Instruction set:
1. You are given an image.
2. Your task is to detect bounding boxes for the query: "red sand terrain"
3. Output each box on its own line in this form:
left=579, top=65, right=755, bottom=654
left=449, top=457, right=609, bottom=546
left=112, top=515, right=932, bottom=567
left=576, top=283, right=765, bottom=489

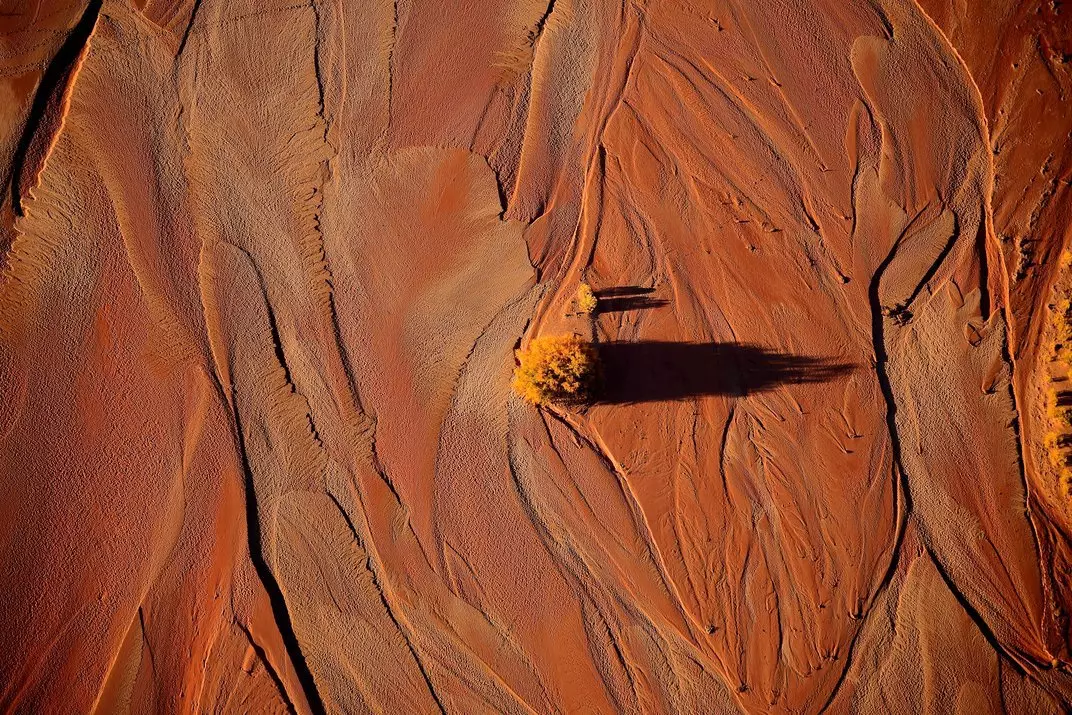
left=2, top=0, right=1072, bottom=712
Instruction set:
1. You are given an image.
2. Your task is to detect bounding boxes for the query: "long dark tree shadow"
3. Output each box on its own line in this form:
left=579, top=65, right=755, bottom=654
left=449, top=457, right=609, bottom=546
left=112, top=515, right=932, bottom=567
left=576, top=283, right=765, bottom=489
left=596, top=341, right=854, bottom=403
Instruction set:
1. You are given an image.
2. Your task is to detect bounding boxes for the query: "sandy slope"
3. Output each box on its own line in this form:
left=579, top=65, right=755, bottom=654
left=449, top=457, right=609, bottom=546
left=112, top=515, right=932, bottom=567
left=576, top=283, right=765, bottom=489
left=1, top=0, right=1070, bottom=712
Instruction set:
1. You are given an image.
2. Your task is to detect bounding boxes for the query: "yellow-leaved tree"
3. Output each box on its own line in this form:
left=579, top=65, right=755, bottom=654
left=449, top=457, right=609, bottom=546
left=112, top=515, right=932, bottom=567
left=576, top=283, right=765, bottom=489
left=576, top=283, right=598, bottom=314
left=512, top=334, right=599, bottom=405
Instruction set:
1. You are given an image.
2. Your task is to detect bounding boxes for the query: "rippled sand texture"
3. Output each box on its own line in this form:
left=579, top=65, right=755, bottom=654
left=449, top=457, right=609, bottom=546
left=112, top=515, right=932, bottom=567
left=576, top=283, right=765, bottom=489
left=2, top=0, right=1071, bottom=712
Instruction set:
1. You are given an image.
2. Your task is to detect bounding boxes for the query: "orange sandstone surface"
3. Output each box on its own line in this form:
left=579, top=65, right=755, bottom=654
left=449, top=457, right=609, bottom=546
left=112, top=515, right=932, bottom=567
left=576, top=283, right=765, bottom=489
left=2, top=0, right=1072, bottom=712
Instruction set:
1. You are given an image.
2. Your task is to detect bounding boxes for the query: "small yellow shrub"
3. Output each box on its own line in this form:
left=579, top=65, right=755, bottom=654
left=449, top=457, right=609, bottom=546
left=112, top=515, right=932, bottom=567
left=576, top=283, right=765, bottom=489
left=512, top=334, right=599, bottom=405
left=576, top=282, right=598, bottom=314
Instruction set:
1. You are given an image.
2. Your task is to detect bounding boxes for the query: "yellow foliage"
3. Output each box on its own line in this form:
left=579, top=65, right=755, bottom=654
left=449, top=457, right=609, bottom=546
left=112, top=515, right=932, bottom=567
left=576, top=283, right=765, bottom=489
left=1048, top=259, right=1072, bottom=502
left=512, top=334, right=599, bottom=405
left=1046, top=389, right=1069, bottom=420
left=1061, top=468, right=1072, bottom=499
left=1045, top=431, right=1061, bottom=460
left=1055, top=300, right=1072, bottom=344
left=1055, top=347, right=1072, bottom=369
left=576, top=282, right=598, bottom=314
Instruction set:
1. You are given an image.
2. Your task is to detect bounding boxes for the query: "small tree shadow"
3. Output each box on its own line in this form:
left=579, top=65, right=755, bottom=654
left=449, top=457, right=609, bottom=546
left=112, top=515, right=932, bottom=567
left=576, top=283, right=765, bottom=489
left=593, top=286, right=668, bottom=314
left=599, top=296, right=670, bottom=313
left=596, top=341, right=853, bottom=403
left=594, top=286, right=656, bottom=298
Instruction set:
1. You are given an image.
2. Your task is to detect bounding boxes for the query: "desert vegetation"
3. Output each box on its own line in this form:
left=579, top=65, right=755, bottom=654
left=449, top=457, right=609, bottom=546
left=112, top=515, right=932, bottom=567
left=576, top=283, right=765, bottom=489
left=576, top=282, right=598, bottom=314
left=1045, top=296, right=1072, bottom=500
left=512, top=334, right=599, bottom=405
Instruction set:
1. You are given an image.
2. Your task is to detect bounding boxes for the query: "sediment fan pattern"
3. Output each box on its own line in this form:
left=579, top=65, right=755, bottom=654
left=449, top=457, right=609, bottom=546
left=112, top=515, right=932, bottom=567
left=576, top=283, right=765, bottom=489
left=1, top=0, right=1071, bottom=712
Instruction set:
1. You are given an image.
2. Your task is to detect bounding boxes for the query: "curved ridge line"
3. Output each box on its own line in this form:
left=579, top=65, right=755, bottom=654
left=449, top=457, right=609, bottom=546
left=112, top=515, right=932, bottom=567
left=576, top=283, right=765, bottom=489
left=911, top=0, right=1057, bottom=667
left=8, top=0, right=102, bottom=218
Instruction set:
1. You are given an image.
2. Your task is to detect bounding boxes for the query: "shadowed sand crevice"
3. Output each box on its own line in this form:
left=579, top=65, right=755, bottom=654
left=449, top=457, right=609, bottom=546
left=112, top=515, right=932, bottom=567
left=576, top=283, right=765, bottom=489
left=176, top=0, right=204, bottom=58
left=234, top=620, right=299, bottom=713
left=596, top=341, right=854, bottom=403
left=232, top=408, right=327, bottom=715
left=326, top=492, right=448, bottom=714
left=8, top=0, right=102, bottom=217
